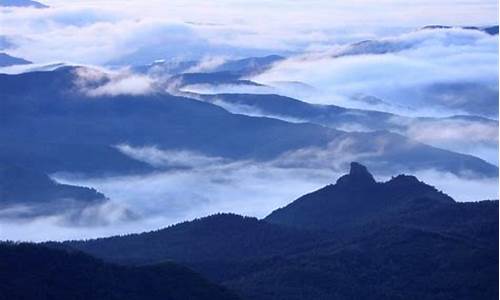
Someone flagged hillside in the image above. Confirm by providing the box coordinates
[0,67,496,177]
[0,243,240,300]
[62,163,499,300]
[0,165,107,217]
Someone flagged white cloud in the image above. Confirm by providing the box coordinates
[252,29,499,117]
[0,0,497,242]
[390,116,499,165]
[180,83,274,94]
[184,56,227,73]
[0,146,495,242]
[401,119,498,144]
[115,144,225,168]
[88,75,153,96]
[74,67,155,96]
[1,0,497,65]
[210,98,307,123]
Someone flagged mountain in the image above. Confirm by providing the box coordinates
[0,0,48,8]
[483,25,500,35]
[213,55,284,75]
[168,71,263,87]
[0,66,497,177]
[63,214,324,266]
[0,53,32,67]
[421,25,499,35]
[0,165,106,217]
[223,224,498,300]
[0,142,155,176]
[0,242,240,300]
[228,31,496,119]
[331,25,499,59]
[60,163,499,300]
[0,67,338,174]
[199,93,498,163]
[266,162,493,233]
[133,59,198,75]
[135,55,284,77]
[200,93,398,129]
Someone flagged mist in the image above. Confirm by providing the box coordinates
[2,0,498,65]
[0,147,497,242]
[251,28,499,118]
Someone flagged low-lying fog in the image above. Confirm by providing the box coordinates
[1,149,497,242]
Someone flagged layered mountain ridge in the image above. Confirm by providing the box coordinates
[0,0,48,8]
[0,165,106,218]
[0,242,240,300]
[0,53,32,67]
[266,162,456,231]
[58,163,498,300]
[0,66,496,178]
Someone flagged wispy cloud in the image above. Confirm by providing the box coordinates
[115,144,225,168]
[394,117,499,164]
[184,56,227,73]
[1,0,497,65]
[0,0,497,242]
[74,67,155,96]
[252,28,499,117]
[0,145,495,242]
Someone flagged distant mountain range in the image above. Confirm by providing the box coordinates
[135,55,284,77]
[213,55,284,75]
[200,93,497,131]
[167,30,497,118]
[169,71,263,88]
[0,17,498,300]
[0,0,48,8]
[332,25,498,59]
[57,163,498,300]
[0,165,106,218]
[0,66,496,179]
[197,93,498,161]
[0,53,32,67]
[421,25,499,35]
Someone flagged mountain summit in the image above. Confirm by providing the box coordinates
[62,161,498,300]
[336,161,376,187]
[265,162,454,230]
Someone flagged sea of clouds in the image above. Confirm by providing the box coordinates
[0,146,497,241]
[0,0,498,241]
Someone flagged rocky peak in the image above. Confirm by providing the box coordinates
[336,162,376,187]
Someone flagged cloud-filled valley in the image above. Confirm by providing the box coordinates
[0,2,499,300]
[249,28,499,117]
[0,0,498,244]
[0,0,498,65]
[0,52,498,241]
[0,145,497,242]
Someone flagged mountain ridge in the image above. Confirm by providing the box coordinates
[0,242,240,300]
[0,0,48,8]
[58,162,499,300]
[265,162,457,231]
[0,67,496,178]
[0,164,108,218]
[0,52,32,67]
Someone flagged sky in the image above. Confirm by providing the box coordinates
[1,0,498,65]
